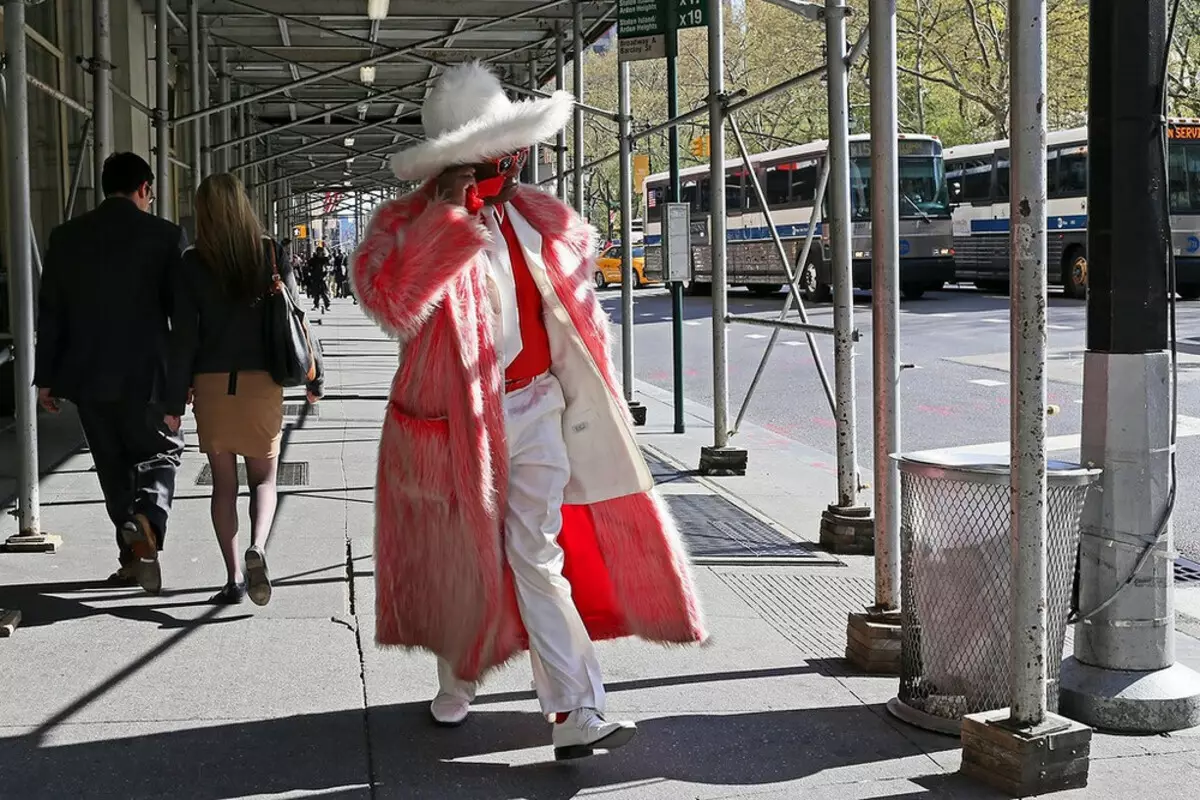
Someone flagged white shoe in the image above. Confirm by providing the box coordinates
[430,693,470,727]
[551,708,637,760]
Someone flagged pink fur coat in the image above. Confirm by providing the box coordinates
[351,185,706,681]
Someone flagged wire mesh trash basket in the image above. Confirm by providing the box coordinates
[885,452,1101,735]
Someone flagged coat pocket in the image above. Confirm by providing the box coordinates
[381,403,455,504]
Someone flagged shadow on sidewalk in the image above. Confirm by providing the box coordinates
[0,699,987,800]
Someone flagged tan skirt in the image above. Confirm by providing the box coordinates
[192,370,284,459]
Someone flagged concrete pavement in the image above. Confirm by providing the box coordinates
[1,297,1199,799]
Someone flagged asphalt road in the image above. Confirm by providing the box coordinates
[602,283,1200,561]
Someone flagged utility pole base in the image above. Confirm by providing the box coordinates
[0,609,20,637]
[960,709,1092,796]
[628,401,647,427]
[698,446,747,476]
[819,505,874,554]
[2,533,62,553]
[844,609,901,674]
[1059,657,1200,733]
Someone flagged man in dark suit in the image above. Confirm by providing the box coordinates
[34,152,185,594]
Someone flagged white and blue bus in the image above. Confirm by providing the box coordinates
[945,119,1200,299]
[641,133,956,300]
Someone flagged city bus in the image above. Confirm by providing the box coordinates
[945,120,1200,299]
[641,133,956,300]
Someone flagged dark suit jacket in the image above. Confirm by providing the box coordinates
[34,197,185,405]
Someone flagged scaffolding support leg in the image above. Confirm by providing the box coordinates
[617,61,644,425]
[218,48,232,173]
[92,0,113,207]
[2,1,59,555]
[698,0,745,476]
[555,23,568,203]
[188,0,202,189]
[63,118,93,221]
[200,16,212,178]
[816,0,871,554]
[571,2,585,215]
[155,0,171,219]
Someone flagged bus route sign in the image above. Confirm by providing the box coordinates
[619,0,708,63]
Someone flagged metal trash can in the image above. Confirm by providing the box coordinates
[885,452,1101,735]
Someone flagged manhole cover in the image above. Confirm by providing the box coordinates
[1177,557,1200,585]
[665,494,821,560]
[196,461,309,486]
[282,403,319,417]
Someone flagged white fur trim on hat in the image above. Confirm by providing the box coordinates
[390,62,574,182]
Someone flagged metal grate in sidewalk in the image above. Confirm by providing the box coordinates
[1177,556,1200,585]
[196,461,309,486]
[717,570,874,659]
[665,494,824,561]
[282,403,319,417]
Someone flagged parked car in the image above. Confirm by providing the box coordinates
[593,245,656,289]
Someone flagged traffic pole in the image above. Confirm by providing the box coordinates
[1059,0,1200,733]
[667,2,686,434]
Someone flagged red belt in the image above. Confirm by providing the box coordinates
[504,372,547,394]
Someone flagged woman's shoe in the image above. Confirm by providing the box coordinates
[245,546,272,606]
[209,582,247,605]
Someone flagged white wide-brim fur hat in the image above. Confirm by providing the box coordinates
[390,62,574,182]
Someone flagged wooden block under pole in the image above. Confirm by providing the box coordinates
[0,609,21,637]
[960,708,1092,796]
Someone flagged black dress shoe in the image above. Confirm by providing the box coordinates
[209,583,247,605]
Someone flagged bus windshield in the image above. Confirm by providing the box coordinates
[848,156,952,221]
[1170,142,1200,214]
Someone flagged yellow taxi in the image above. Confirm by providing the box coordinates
[593,245,657,289]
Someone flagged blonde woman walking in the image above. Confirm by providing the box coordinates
[166,174,323,605]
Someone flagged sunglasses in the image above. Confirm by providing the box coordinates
[491,148,529,174]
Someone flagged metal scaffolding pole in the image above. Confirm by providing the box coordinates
[555,24,568,202]
[64,118,94,221]
[92,0,113,206]
[698,0,745,474]
[200,17,212,177]
[571,2,585,215]
[618,61,635,404]
[869,0,900,610]
[528,57,540,184]
[187,1,202,190]
[824,0,859,508]
[1007,0,1050,729]
[218,48,231,173]
[2,0,54,553]
[155,0,171,220]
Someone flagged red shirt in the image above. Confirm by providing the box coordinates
[497,211,552,388]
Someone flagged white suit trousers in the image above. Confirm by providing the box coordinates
[438,373,606,715]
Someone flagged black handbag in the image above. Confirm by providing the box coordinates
[262,242,318,388]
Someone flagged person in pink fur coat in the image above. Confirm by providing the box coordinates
[351,62,706,761]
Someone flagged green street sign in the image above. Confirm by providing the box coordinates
[618,0,709,62]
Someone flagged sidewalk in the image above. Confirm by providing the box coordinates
[0,298,1197,800]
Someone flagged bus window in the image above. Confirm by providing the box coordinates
[1057,146,1087,197]
[1047,149,1060,195]
[792,161,819,204]
[681,182,698,210]
[647,185,665,213]
[994,153,1010,201]
[697,178,711,212]
[765,166,790,206]
[726,174,743,211]
[1170,143,1200,213]
[960,158,991,201]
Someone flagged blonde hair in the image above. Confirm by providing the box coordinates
[195,173,268,302]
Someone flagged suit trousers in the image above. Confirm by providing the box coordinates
[438,373,605,715]
[76,399,184,564]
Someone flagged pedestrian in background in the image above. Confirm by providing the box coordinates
[34,152,186,593]
[166,173,324,605]
[306,247,332,312]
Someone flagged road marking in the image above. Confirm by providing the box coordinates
[638,312,654,317]
[684,320,703,326]
[745,333,767,339]
[907,415,1200,461]
[1048,324,1074,330]
[782,341,804,347]
[970,379,1006,387]
[982,318,1008,324]
[925,312,961,318]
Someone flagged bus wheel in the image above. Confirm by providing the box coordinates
[1179,285,1200,300]
[800,262,832,303]
[594,271,607,289]
[975,280,1009,294]
[686,280,712,297]
[901,283,926,301]
[1063,250,1088,299]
